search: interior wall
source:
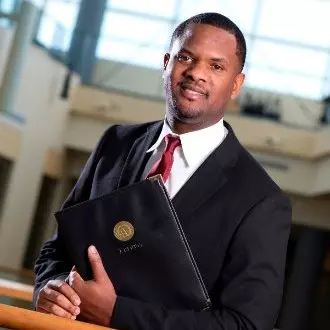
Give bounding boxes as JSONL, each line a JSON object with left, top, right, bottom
{"left": 0, "top": 115, "right": 21, "bottom": 161}
{"left": 12, "top": 45, "right": 81, "bottom": 151}
{"left": 0, "top": 26, "right": 80, "bottom": 151}
{"left": 0, "top": 24, "right": 81, "bottom": 270}
{"left": 314, "top": 127, "right": 330, "bottom": 156}
{"left": 0, "top": 156, "right": 12, "bottom": 221}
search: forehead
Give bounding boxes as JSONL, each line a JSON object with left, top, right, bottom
{"left": 172, "top": 24, "right": 238, "bottom": 59}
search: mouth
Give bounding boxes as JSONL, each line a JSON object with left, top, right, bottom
{"left": 179, "top": 84, "right": 207, "bottom": 100}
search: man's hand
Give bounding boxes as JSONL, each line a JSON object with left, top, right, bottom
{"left": 36, "top": 279, "right": 81, "bottom": 320}
{"left": 69, "top": 245, "right": 117, "bottom": 327}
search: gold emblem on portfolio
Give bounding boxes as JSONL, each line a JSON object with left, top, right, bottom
{"left": 114, "top": 221, "right": 135, "bottom": 242}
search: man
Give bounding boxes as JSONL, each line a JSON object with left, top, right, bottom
{"left": 34, "top": 12, "right": 291, "bottom": 330}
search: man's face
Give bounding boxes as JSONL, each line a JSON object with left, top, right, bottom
{"left": 163, "top": 24, "right": 245, "bottom": 128}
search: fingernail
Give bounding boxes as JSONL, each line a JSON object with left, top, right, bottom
{"left": 71, "top": 315, "right": 76, "bottom": 320}
{"left": 75, "top": 307, "right": 80, "bottom": 315}
{"left": 74, "top": 297, "right": 81, "bottom": 306}
{"left": 56, "top": 281, "right": 63, "bottom": 288}
{"left": 89, "top": 245, "right": 97, "bottom": 254}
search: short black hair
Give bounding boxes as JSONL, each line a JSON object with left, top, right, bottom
{"left": 170, "top": 12, "right": 246, "bottom": 72}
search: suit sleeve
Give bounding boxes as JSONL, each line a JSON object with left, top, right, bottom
{"left": 110, "top": 194, "right": 292, "bottom": 330}
{"left": 33, "top": 126, "right": 115, "bottom": 306}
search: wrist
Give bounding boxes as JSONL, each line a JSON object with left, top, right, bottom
{"left": 101, "top": 293, "right": 117, "bottom": 327}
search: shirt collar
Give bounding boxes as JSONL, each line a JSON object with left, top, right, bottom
{"left": 147, "top": 118, "right": 227, "bottom": 167}
{"left": 146, "top": 120, "right": 177, "bottom": 154}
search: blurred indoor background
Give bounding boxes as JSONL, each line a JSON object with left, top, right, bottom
{"left": 0, "top": 0, "right": 329, "bottom": 329}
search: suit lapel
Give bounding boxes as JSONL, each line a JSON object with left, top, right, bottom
{"left": 117, "top": 120, "right": 242, "bottom": 219}
{"left": 117, "top": 121, "right": 163, "bottom": 188}
{"left": 172, "top": 122, "right": 241, "bottom": 219}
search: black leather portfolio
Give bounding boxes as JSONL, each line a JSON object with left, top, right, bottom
{"left": 55, "top": 175, "right": 211, "bottom": 311}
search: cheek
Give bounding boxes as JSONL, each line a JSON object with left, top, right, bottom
{"left": 170, "top": 65, "right": 184, "bottom": 85}
{"left": 214, "top": 78, "right": 235, "bottom": 96}
{"left": 209, "top": 83, "right": 233, "bottom": 106}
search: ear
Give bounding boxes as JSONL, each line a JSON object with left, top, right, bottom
{"left": 230, "top": 73, "right": 245, "bottom": 100}
{"left": 163, "top": 53, "right": 170, "bottom": 71}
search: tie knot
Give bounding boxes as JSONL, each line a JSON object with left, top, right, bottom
{"left": 165, "top": 134, "right": 181, "bottom": 153}
{"left": 147, "top": 134, "right": 181, "bottom": 183}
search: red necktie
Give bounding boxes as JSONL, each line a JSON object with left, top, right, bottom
{"left": 147, "top": 134, "right": 181, "bottom": 183}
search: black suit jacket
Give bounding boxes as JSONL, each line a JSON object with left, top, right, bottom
{"left": 34, "top": 120, "right": 291, "bottom": 330}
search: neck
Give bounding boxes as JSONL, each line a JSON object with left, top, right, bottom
{"left": 166, "top": 116, "right": 223, "bottom": 135}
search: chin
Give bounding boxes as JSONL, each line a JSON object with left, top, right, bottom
{"left": 174, "top": 107, "right": 203, "bottom": 122}
{"left": 173, "top": 100, "right": 204, "bottom": 120}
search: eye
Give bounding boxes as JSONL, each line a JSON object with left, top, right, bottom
{"left": 211, "top": 64, "right": 224, "bottom": 71}
{"left": 177, "top": 54, "right": 192, "bottom": 63}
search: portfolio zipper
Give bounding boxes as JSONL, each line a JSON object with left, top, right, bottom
{"left": 149, "top": 175, "right": 212, "bottom": 309}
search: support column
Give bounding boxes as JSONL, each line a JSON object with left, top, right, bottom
{"left": 279, "top": 228, "right": 327, "bottom": 330}
{"left": 0, "top": 108, "right": 53, "bottom": 269}
{"left": 0, "top": 1, "right": 38, "bottom": 113}
{"left": 0, "top": 1, "right": 51, "bottom": 270}
{"left": 67, "top": 0, "right": 107, "bottom": 84}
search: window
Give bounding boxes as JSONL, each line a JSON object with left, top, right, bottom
{"left": 108, "top": 0, "right": 177, "bottom": 19}
{"left": 0, "top": 0, "right": 16, "bottom": 13}
{"left": 35, "top": 0, "right": 80, "bottom": 52}
{"left": 100, "top": 12, "right": 171, "bottom": 47}
{"left": 245, "top": 0, "right": 330, "bottom": 99}
{"left": 249, "top": 40, "right": 328, "bottom": 78}
{"left": 97, "top": 38, "right": 164, "bottom": 68}
{"left": 256, "top": 0, "right": 330, "bottom": 48}
{"left": 177, "top": 0, "right": 258, "bottom": 34}
{"left": 32, "top": 0, "right": 329, "bottom": 100}
{"left": 246, "top": 67, "right": 324, "bottom": 99}
{"left": 0, "top": 18, "right": 10, "bottom": 27}
{"left": 97, "top": 4, "right": 174, "bottom": 69}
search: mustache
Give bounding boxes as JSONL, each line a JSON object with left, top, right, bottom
{"left": 179, "top": 82, "right": 208, "bottom": 96}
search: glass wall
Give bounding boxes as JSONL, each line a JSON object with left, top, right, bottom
{"left": 96, "top": 0, "right": 329, "bottom": 100}
{"left": 8, "top": 0, "right": 330, "bottom": 101}
{"left": 35, "top": 0, "right": 80, "bottom": 55}
{"left": 0, "top": 0, "right": 19, "bottom": 27}
{"left": 0, "top": 0, "right": 17, "bottom": 12}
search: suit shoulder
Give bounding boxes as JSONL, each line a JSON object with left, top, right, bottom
{"left": 236, "top": 144, "right": 286, "bottom": 199}
{"left": 231, "top": 146, "right": 292, "bottom": 219}
{"left": 103, "top": 121, "right": 162, "bottom": 142}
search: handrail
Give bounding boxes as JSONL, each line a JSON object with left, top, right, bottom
{"left": 0, "top": 303, "right": 114, "bottom": 330}
{"left": 0, "top": 266, "right": 34, "bottom": 278}
{"left": 0, "top": 278, "right": 33, "bottom": 301}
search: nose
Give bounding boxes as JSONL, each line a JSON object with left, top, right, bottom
{"left": 183, "top": 61, "right": 207, "bottom": 82}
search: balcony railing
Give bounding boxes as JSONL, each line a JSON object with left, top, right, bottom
{"left": 0, "top": 303, "right": 113, "bottom": 330}
{"left": 0, "top": 278, "right": 115, "bottom": 330}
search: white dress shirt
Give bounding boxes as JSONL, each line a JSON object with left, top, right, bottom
{"left": 142, "top": 118, "right": 228, "bottom": 199}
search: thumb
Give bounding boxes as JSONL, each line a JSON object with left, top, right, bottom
{"left": 88, "top": 245, "right": 108, "bottom": 283}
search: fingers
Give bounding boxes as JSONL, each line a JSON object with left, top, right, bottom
{"left": 48, "top": 280, "right": 81, "bottom": 307}
{"left": 88, "top": 245, "right": 107, "bottom": 282}
{"left": 36, "top": 280, "right": 81, "bottom": 319}
{"left": 37, "top": 306, "right": 50, "bottom": 314}
{"left": 37, "top": 297, "right": 78, "bottom": 320}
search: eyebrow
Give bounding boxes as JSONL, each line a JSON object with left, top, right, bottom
{"left": 179, "top": 48, "right": 229, "bottom": 65}
{"left": 211, "top": 57, "right": 229, "bottom": 65}
{"left": 179, "top": 48, "right": 194, "bottom": 56}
